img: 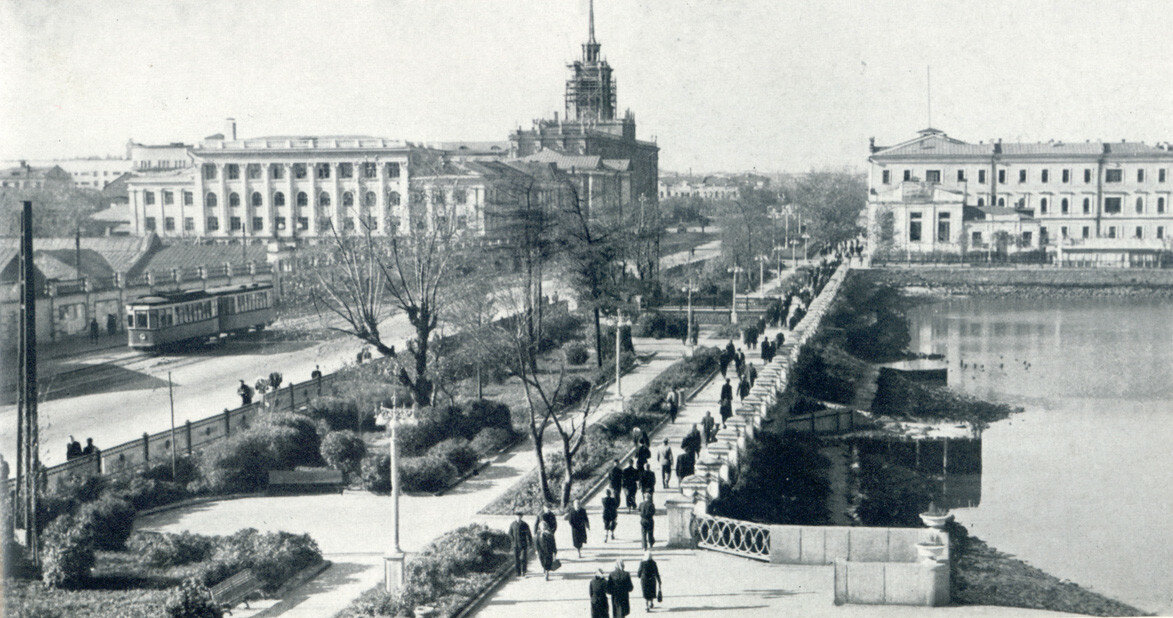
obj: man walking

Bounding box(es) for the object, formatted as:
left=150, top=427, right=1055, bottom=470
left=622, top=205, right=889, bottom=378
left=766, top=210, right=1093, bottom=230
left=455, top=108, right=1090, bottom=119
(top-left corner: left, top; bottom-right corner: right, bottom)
left=622, top=460, right=639, bottom=511
left=609, top=560, right=634, bottom=618
left=608, top=459, right=624, bottom=498
left=701, top=411, right=716, bottom=444
left=657, top=439, right=673, bottom=489
left=638, top=493, right=656, bottom=550
left=719, top=398, right=732, bottom=429
left=675, top=447, right=695, bottom=482
left=682, top=424, right=702, bottom=459
left=601, top=488, right=619, bottom=542
left=508, top=512, right=532, bottom=577
left=639, top=463, right=656, bottom=498
left=567, top=499, right=590, bottom=559
left=663, top=389, right=679, bottom=423
left=719, top=378, right=733, bottom=404
left=738, top=375, right=750, bottom=402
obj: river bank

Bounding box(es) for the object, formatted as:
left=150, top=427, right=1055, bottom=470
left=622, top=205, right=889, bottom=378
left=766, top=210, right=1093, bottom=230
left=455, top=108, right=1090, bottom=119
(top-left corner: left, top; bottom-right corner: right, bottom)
left=864, top=266, right=1173, bottom=298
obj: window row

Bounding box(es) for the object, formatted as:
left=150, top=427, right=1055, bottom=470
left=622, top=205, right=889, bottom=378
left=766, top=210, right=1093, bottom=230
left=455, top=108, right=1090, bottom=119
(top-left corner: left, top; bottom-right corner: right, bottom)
left=1049, top=225, right=1166, bottom=241
left=142, top=190, right=194, bottom=206
left=203, top=190, right=402, bottom=209
left=883, top=167, right=1169, bottom=185
left=202, top=162, right=401, bottom=181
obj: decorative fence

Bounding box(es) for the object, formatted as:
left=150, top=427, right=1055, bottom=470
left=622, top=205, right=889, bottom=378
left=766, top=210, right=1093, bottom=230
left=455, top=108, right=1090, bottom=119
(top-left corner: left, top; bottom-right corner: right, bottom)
left=694, top=514, right=771, bottom=561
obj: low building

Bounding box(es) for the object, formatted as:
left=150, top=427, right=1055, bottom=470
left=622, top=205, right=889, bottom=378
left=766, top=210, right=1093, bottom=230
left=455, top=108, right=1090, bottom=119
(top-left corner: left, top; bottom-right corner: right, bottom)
left=658, top=177, right=740, bottom=201
left=0, top=163, right=72, bottom=190
left=867, top=182, right=1040, bottom=255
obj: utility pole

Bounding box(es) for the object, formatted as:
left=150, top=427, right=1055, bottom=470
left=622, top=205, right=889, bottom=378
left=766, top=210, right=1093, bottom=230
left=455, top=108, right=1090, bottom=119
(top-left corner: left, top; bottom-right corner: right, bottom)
left=168, top=372, right=177, bottom=479
left=18, top=201, right=40, bottom=566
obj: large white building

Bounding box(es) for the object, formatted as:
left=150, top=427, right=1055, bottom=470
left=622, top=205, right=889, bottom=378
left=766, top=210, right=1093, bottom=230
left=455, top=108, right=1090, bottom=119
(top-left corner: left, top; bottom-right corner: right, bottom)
left=867, top=129, right=1173, bottom=257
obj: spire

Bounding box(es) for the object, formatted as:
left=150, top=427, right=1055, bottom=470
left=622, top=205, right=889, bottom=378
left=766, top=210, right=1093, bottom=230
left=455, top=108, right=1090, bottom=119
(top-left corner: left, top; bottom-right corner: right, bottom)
left=588, top=0, right=596, bottom=44
left=583, top=0, right=601, bottom=63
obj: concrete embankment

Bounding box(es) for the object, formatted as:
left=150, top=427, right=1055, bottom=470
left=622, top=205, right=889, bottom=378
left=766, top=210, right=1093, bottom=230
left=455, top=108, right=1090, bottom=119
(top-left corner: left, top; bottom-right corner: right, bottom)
left=863, top=266, right=1173, bottom=296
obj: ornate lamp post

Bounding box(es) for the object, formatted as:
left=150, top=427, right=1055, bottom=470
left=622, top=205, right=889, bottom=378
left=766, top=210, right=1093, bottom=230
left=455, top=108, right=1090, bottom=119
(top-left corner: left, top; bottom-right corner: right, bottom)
left=755, top=254, right=770, bottom=294
left=614, top=311, right=632, bottom=402
left=380, top=395, right=415, bottom=593
left=727, top=265, right=744, bottom=324
left=681, top=279, right=699, bottom=351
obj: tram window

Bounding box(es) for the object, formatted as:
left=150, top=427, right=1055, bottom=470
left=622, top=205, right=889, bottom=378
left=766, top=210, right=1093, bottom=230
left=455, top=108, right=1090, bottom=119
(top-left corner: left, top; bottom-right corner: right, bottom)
left=127, top=313, right=134, bottom=328
left=148, top=310, right=158, bottom=329
left=134, top=311, right=147, bottom=328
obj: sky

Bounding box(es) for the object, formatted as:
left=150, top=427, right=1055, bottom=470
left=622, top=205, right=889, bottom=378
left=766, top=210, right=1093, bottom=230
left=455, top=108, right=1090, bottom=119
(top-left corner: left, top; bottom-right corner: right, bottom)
left=1, top=0, right=1171, bottom=173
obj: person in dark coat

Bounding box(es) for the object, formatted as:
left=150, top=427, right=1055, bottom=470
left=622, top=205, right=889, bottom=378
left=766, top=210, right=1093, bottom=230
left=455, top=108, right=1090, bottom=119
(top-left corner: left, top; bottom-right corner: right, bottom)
left=775, top=331, right=785, bottom=348
left=634, top=442, right=651, bottom=470
left=737, top=376, right=750, bottom=401
left=656, top=439, right=673, bottom=489
left=622, top=461, right=639, bottom=510
left=719, top=398, right=732, bottom=428
left=719, top=378, right=732, bottom=403
left=566, top=499, right=590, bottom=558
left=724, top=340, right=736, bottom=363
left=736, top=350, right=746, bottom=375
left=508, top=512, right=533, bottom=576
left=632, top=427, right=649, bottom=448
left=88, top=318, right=99, bottom=341
left=702, top=411, right=716, bottom=444
left=748, top=363, right=758, bottom=387
left=601, top=488, right=619, bottom=542
left=534, top=520, right=557, bottom=580
left=719, top=350, right=730, bottom=378
left=65, top=436, right=82, bottom=461
left=675, top=448, right=695, bottom=482
left=639, top=463, right=656, bottom=498
left=637, top=552, right=662, bottom=611
left=609, top=560, right=634, bottom=618
left=590, top=569, right=611, bottom=618
left=638, top=493, right=656, bottom=549
left=681, top=424, right=701, bottom=458
left=82, top=438, right=99, bottom=457
left=535, top=504, right=558, bottom=537
left=237, top=379, right=253, bottom=405
left=608, top=459, right=624, bottom=498
left=663, top=389, right=679, bottom=422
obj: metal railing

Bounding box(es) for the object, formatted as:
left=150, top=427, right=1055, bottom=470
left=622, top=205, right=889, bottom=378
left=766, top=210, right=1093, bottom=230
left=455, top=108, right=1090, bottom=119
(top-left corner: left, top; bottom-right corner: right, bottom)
left=694, top=514, right=771, bottom=561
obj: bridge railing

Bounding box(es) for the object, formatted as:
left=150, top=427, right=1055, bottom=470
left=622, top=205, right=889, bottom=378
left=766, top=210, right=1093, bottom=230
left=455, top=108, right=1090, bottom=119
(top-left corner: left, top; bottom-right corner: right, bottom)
left=694, top=513, right=771, bottom=561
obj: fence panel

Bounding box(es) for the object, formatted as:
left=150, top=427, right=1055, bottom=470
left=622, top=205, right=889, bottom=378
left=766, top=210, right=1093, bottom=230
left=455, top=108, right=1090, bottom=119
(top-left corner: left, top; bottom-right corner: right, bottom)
left=694, top=514, right=771, bottom=561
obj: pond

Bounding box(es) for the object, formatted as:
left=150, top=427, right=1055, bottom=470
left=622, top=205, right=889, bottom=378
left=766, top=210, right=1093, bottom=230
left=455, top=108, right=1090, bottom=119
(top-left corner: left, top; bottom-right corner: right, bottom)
left=907, top=295, right=1173, bottom=615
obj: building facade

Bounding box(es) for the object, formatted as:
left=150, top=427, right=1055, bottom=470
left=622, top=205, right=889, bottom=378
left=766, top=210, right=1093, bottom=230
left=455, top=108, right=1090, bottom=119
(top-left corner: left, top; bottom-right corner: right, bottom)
left=868, top=129, right=1173, bottom=253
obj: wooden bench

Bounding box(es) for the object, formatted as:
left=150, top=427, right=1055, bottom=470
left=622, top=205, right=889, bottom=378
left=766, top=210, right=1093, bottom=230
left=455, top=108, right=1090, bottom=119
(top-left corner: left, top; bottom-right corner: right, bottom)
left=209, top=569, right=262, bottom=614
left=267, top=467, right=345, bottom=494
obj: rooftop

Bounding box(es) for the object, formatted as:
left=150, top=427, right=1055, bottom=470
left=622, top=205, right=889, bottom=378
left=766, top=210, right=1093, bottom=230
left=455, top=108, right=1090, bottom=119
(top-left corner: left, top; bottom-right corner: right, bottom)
left=872, top=130, right=1173, bottom=160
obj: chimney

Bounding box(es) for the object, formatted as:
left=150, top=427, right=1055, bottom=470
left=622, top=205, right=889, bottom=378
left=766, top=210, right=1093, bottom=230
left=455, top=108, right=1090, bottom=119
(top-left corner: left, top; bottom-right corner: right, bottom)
left=868, top=137, right=876, bottom=153
left=993, top=139, right=1002, bottom=155
left=225, top=118, right=237, bottom=140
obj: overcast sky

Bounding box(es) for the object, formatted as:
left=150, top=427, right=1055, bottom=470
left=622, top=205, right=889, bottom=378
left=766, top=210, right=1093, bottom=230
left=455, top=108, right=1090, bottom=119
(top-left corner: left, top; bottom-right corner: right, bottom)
left=2, top=0, right=1171, bottom=173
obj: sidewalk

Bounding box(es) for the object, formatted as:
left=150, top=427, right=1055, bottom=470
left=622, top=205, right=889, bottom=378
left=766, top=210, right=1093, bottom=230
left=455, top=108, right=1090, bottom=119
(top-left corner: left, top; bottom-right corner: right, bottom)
left=135, top=337, right=705, bottom=617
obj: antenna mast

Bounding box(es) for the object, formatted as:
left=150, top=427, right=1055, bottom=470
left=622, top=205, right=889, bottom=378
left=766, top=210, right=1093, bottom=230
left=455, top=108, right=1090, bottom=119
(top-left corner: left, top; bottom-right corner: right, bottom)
left=926, top=65, right=933, bottom=128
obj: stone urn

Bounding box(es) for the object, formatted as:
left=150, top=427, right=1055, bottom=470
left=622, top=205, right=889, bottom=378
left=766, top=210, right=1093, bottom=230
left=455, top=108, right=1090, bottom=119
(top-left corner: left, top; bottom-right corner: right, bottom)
left=919, top=509, right=954, bottom=530
left=916, top=541, right=946, bottom=562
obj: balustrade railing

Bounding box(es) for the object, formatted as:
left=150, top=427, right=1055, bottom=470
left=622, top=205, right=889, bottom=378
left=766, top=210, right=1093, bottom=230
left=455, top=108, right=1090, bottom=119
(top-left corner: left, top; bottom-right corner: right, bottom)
left=694, top=514, right=770, bottom=561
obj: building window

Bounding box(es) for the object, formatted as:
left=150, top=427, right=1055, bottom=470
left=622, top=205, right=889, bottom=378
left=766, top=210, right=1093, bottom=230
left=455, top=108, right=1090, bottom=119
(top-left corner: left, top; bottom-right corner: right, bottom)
left=270, top=164, right=284, bottom=179
left=207, top=216, right=219, bottom=231
left=229, top=192, right=240, bottom=207
left=293, top=163, right=307, bottom=179
left=203, top=163, right=217, bottom=180
left=881, top=170, right=890, bottom=184
left=274, top=191, right=285, bottom=207
left=251, top=191, right=263, bottom=207
left=997, top=197, right=1005, bottom=207
left=297, top=217, right=309, bottom=230
left=296, top=191, right=308, bottom=207
left=1135, top=197, right=1144, bottom=213
left=164, top=217, right=175, bottom=231
left=320, top=217, right=333, bottom=230
left=206, top=193, right=218, bottom=208
left=1135, top=226, right=1144, bottom=239
left=1022, top=231, right=1032, bottom=245
left=339, top=163, right=353, bottom=178
left=230, top=216, right=241, bottom=231
left=226, top=164, right=239, bottom=180
left=1062, top=169, right=1070, bottom=183
left=386, top=163, right=400, bottom=178
left=908, top=212, right=922, bottom=242
left=977, top=197, right=985, bottom=207
left=1060, top=198, right=1069, bottom=214
left=364, top=191, right=377, bottom=207
left=247, top=164, right=261, bottom=179
left=971, top=231, right=982, bottom=245
left=363, top=162, right=377, bottom=179
left=144, top=191, right=156, bottom=205
left=183, top=191, right=193, bottom=206
left=341, top=191, right=354, bottom=208
left=1137, top=169, right=1145, bottom=182
left=144, top=217, right=156, bottom=231
left=936, top=212, right=950, bottom=242
left=978, top=169, right=987, bottom=184
left=318, top=192, right=331, bottom=207
left=956, top=170, right=966, bottom=182
left=431, top=188, right=445, bottom=205
left=998, top=169, right=1006, bottom=184
left=1107, top=226, right=1117, bottom=238
left=1082, top=197, right=1091, bottom=214
left=453, top=189, right=467, bottom=204
left=1082, top=226, right=1090, bottom=239
left=1160, top=169, right=1167, bottom=183
left=1158, top=197, right=1166, bottom=213
left=184, top=217, right=194, bottom=232
left=925, top=170, right=941, bottom=183
left=1060, top=226, right=1068, bottom=238
left=1039, top=198, right=1048, bottom=214
left=276, top=217, right=286, bottom=230
left=902, top=170, right=912, bottom=182
left=252, top=217, right=264, bottom=230
left=1104, top=197, right=1121, bottom=214
left=1105, top=169, right=1122, bottom=183
left=1157, top=226, right=1165, bottom=239
left=1018, top=169, right=1027, bottom=183
left=162, top=190, right=174, bottom=205
left=1041, top=169, right=1049, bottom=183
left=388, top=191, right=401, bottom=206
left=316, top=163, right=331, bottom=179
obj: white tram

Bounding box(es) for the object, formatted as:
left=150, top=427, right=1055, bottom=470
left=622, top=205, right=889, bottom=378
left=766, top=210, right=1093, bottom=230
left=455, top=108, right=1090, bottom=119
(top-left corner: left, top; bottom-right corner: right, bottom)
left=125, top=283, right=275, bottom=350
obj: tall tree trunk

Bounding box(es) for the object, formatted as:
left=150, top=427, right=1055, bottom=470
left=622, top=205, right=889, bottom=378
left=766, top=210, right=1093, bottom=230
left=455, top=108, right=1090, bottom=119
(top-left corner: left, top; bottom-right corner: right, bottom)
left=593, top=307, right=603, bottom=368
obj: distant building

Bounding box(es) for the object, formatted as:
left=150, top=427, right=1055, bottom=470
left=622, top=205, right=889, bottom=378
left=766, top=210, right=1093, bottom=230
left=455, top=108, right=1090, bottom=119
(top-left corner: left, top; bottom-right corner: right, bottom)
left=867, top=128, right=1173, bottom=256
left=127, top=140, right=193, bottom=171
left=0, top=163, right=73, bottom=190
left=658, top=177, right=740, bottom=201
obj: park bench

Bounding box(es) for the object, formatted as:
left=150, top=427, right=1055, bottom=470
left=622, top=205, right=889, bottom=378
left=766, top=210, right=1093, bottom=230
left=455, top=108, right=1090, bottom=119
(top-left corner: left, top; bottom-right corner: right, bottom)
left=267, top=467, right=345, bottom=494
left=209, top=569, right=262, bottom=614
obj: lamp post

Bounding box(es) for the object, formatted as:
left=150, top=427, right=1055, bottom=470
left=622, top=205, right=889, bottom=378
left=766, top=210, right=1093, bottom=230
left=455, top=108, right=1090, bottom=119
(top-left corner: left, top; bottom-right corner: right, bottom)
left=802, top=233, right=811, bottom=262
left=380, top=394, right=414, bottom=593
left=681, top=279, right=699, bottom=351
left=727, top=265, right=744, bottom=324
left=755, top=254, right=769, bottom=295
left=614, top=311, right=632, bottom=402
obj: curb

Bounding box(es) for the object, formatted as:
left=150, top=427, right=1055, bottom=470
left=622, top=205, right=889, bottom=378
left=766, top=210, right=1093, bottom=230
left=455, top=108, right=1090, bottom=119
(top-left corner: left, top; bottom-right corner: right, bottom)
left=134, top=492, right=266, bottom=519
left=451, top=560, right=515, bottom=618
left=252, top=559, right=334, bottom=618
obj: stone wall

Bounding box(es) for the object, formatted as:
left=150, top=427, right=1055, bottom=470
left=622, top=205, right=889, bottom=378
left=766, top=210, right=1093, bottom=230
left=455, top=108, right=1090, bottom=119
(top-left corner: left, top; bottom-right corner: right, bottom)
left=866, top=265, right=1173, bottom=289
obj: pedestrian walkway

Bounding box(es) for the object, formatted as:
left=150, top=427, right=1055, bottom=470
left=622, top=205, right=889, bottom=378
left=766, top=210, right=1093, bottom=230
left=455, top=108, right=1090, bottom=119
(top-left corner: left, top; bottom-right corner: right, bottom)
left=135, top=336, right=708, bottom=617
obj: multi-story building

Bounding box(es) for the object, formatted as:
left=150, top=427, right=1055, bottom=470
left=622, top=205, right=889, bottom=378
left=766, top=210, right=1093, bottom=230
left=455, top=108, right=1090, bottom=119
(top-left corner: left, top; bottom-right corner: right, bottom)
left=867, top=129, right=1173, bottom=254
left=127, top=140, right=193, bottom=171
left=658, top=177, right=740, bottom=201
left=0, top=163, right=73, bottom=190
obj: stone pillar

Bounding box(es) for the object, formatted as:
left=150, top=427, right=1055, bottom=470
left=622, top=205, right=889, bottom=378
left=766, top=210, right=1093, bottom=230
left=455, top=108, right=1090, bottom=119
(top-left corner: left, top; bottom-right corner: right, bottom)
left=384, top=550, right=406, bottom=593
left=262, top=164, right=274, bottom=238
left=376, top=160, right=388, bottom=236
left=921, top=560, right=950, bottom=606
left=218, top=163, right=229, bottom=238
left=665, top=496, right=694, bottom=549
left=286, top=163, right=296, bottom=238
left=195, top=165, right=207, bottom=236
left=331, top=163, right=342, bottom=233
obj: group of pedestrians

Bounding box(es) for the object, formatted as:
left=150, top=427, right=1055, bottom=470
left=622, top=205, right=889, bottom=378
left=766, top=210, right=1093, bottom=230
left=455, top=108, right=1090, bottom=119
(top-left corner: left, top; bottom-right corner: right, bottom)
left=64, top=435, right=100, bottom=461
left=590, top=555, right=662, bottom=616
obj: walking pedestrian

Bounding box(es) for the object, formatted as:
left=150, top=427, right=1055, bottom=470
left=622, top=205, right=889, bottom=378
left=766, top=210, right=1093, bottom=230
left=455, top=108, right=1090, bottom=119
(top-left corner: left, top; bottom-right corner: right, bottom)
left=535, top=520, right=557, bottom=581
left=736, top=350, right=746, bottom=376
left=675, top=448, right=695, bottom=481
left=719, top=350, right=730, bottom=378
left=719, top=378, right=732, bottom=403
left=724, top=340, right=736, bottom=363
left=535, top=504, right=558, bottom=536
left=609, top=560, right=634, bottom=618
left=632, top=426, right=650, bottom=448
left=508, top=512, right=532, bottom=577
left=638, top=493, right=656, bottom=550
left=622, top=461, right=639, bottom=510
left=637, top=551, right=663, bottom=611
left=682, top=424, right=701, bottom=458
left=635, top=440, right=651, bottom=471
left=88, top=318, right=99, bottom=341
left=702, top=411, right=716, bottom=444
left=602, top=488, right=619, bottom=542
left=737, top=376, right=750, bottom=401
left=639, top=463, right=656, bottom=498
left=719, top=398, right=732, bottom=428
left=663, top=389, right=679, bottom=422
left=608, top=459, right=623, bottom=498
left=657, top=440, right=673, bottom=489
left=237, top=379, right=253, bottom=405
left=567, top=499, right=590, bottom=559
left=748, top=362, right=758, bottom=388
left=591, top=569, right=611, bottom=618
left=775, top=331, right=785, bottom=349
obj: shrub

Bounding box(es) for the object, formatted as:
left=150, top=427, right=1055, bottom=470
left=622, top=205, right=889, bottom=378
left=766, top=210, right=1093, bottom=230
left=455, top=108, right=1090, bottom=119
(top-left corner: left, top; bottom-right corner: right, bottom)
left=361, top=452, right=391, bottom=493
left=320, top=430, right=367, bottom=480
left=714, top=323, right=741, bottom=339
left=264, top=412, right=323, bottom=467
left=557, top=376, right=592, bottom=409
left=597, top=411, right=661, bottom=439
left=395, top=419, right=446, bottom=456
left=708, top=430, right=830, bottom=525
left=110, top=476, right=188, bottom=512
left=198, top=424, right=302, bottom=493
left=398, top=455, right=457, bottom=493
left=165, top=577, right=223, bottom=618
left=129, top=530, right=215, bottom=567
left=73, top=495, right=136, bottom=550
left=428, top=438, right=479, bottom=476
left=40, top=515, right=95, bottom=589
left=469, top=427, right=514, bottom=457
left=461, top=399, right=513, bottom=435
left=538, top=311, right=585, bottom=353
left=566, top=343, right=590, bottom=365
left=634, top=311, right=688, bottom=339
left=201, top=528, right=322, bottom=592
left=306, top=395, right=361, bottom=432
left=143, top=456, right=200, bottom=485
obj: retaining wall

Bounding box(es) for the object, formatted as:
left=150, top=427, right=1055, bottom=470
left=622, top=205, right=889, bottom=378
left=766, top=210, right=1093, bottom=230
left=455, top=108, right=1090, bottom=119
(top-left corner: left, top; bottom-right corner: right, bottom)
left=866, top=266, right=1173, bottom=289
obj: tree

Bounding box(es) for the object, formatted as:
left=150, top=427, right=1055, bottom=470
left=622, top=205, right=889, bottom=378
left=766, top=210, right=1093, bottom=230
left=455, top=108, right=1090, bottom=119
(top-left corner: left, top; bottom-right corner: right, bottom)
left=791, top=169, right=866, bottom=251
left=0, top=182, right=104, bottom=237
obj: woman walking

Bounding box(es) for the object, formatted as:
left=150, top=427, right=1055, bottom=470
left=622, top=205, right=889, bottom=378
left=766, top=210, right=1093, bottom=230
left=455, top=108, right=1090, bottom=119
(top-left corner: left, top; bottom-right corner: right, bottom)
left=590, top=568, right=611, bottom=618
left=535, top=520, right=557, bottom=580
left=608, top=559, right=634, bottom=617
left=567, top=499, right=590, bottom=558
left=637, top=551, right=663, bottom=611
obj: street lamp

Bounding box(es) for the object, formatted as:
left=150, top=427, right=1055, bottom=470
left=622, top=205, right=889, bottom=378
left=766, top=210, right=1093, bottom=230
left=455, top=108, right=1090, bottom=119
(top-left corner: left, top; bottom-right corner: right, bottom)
left=681, top=279, right=699, bottom=351
left=380, top=395, right=415, bottom=593
left=614, top=311, right=632, bottom=402
left=727, top=265, right=744, bottom=324
left=802, top=233, right=811, bottom=262
left=755, top=254, right=770, bottom=294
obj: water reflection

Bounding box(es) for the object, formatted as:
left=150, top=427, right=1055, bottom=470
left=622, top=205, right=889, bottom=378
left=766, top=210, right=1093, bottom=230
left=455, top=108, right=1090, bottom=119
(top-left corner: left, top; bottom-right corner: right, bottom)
left=907, top=295, right=1173, bottom=614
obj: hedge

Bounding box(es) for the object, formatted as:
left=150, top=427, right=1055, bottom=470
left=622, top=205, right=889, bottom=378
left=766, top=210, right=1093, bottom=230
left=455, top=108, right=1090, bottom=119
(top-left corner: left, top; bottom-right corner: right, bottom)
left=198, top=528, right=322, bottom=593
left=428, top=438, right=479, bottom=475
left=128, top=531, right=216, bottom=568
left=321, top=430, right=367, bottom=480
left=74, top=495, right=136, bottom=551
left=40, top=514, right=96, bottom=589
left=397, top=455, right=458, bottom=493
